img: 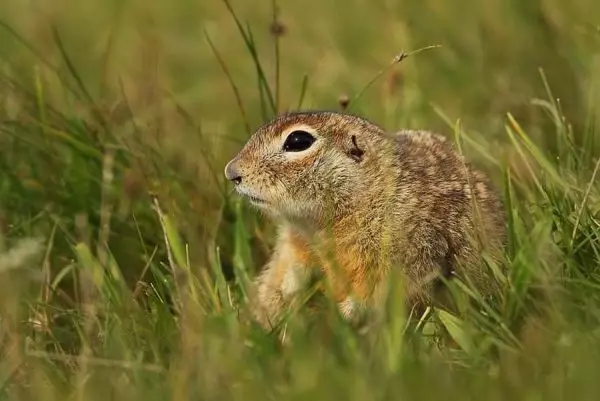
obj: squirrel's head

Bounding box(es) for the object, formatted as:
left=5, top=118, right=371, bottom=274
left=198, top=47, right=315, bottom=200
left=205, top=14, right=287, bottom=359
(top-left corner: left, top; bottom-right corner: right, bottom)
left=224, top=111, right=391, bottom=224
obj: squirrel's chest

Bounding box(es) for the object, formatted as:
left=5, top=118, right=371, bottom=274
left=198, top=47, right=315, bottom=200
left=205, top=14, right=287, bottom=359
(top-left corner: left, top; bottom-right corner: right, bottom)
left=307, top=230, right=396, bottom=296
left=284, top=223, right=397, bottom=296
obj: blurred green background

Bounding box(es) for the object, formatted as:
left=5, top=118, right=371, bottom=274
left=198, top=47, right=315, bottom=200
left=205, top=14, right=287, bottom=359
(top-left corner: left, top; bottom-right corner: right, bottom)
left=0, top=0, right=599, bottom=400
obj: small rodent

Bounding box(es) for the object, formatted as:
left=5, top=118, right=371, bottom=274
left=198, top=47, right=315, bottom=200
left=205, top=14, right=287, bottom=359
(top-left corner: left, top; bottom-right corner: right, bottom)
left=224, top=111, right=506, bottom=329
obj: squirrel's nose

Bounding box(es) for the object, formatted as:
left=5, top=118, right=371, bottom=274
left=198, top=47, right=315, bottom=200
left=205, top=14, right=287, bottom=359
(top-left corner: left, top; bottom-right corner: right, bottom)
left=224, top=159, right=242, bottom=185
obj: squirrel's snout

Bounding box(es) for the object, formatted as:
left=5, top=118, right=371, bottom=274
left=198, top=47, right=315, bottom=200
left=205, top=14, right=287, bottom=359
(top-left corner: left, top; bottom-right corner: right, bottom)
left=224, top=158, right=242, bottom=185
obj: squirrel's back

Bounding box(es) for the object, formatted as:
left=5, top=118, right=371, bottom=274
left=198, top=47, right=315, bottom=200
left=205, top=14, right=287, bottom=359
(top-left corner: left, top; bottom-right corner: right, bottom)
left=383, top=129, right=506, bottom=297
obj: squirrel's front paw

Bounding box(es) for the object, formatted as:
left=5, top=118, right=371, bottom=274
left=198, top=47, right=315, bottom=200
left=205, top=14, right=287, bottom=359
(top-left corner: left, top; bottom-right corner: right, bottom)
left=338, top=296, right=367, bottom=325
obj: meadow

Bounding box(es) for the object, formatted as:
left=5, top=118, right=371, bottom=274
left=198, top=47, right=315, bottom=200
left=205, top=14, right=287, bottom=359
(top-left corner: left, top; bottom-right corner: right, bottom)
left=0, top=0, right=599, bottom=399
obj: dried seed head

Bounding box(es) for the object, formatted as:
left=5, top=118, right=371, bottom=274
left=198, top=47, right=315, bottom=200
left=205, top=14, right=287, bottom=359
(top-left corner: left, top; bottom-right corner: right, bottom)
left=270, top=20, right=287, bottom=37
left=338, top=94, right=350, bottom=110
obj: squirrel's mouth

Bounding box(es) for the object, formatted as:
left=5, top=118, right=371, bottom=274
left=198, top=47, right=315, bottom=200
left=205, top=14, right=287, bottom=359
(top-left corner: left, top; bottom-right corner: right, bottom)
left=247, top=195, right=267, bottom=205
left=237, top=190, right=268, bottom=206
left=234, top=187, right=269, bottom=207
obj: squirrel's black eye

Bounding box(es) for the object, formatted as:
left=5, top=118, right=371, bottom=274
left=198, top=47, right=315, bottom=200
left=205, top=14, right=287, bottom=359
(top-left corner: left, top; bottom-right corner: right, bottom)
left=283, top=130, right=316, bottom=152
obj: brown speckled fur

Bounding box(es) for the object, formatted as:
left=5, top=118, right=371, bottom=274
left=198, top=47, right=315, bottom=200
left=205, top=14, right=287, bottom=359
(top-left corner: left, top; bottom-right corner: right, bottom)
left=224, top=111, right=507, bottom=329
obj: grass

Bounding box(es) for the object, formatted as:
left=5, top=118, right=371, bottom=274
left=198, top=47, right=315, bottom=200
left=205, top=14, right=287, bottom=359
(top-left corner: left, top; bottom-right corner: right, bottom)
left=0, top=0, right=599, bottom=399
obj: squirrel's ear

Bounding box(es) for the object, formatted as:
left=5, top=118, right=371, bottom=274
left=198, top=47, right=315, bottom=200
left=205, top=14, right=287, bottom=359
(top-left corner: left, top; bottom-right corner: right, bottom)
left=344, top=134, right=364, bottom=163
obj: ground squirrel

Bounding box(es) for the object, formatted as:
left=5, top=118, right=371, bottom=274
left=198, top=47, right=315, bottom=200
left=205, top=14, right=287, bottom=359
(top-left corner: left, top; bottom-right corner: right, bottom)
left=224, top=111, right=506, bottom=329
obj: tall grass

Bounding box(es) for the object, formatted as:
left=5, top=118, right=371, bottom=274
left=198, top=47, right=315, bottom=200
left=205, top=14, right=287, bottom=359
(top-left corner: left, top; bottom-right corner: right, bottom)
left=0, top=0, right=599, bottom=400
